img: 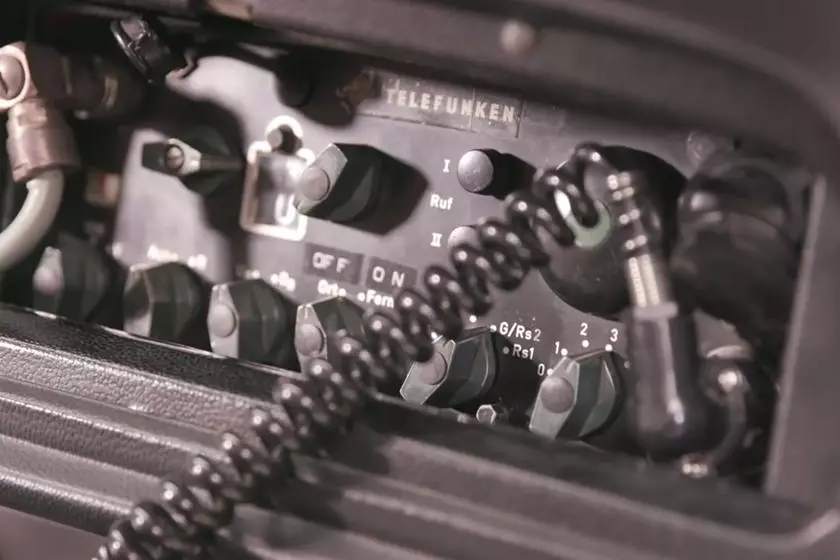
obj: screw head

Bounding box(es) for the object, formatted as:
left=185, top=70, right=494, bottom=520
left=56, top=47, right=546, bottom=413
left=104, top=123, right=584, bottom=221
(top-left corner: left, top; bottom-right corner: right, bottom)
left=500, top=20, right=538, bottom=56
left=686, top=131, right=735, bottom=168
left=164, top=145, right=185, bottom=171
left=718, top=369, right=743, bottom=393
left=267, top=124, right=301, bottom=154
left=476, top=404, right=508, bottom=425
left=680, top=459, right=711, bottom=478
left=0, top=55, right=25, bottom=100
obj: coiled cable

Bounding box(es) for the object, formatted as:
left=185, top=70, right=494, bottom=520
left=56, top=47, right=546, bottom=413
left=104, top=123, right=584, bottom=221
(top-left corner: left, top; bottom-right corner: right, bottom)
left=94, top=143, right=641, bottom=559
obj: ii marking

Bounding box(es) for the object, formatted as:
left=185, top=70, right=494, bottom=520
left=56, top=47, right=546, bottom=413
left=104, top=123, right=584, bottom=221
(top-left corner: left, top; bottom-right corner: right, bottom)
left=431, top=233, right=443, bottom=247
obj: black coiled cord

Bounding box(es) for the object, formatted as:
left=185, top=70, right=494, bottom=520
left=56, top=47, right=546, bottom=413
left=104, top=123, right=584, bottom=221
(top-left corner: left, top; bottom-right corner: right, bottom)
left=94, top=143, right=622, bottom=559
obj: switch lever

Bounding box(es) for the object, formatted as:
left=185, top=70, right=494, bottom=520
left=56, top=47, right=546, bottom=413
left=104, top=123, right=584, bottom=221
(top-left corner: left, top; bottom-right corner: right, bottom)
left=401, top=327, right=499, bottom=408
left=141, top=128, right=242, bottom=197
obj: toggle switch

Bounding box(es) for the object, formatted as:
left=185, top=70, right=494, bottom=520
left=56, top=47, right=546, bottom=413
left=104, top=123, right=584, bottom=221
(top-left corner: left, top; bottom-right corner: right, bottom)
left=141, top=128, right=242, bottom=197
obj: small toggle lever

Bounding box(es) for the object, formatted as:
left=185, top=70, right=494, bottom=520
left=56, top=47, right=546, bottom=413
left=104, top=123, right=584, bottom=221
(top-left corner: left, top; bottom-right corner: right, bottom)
left=142, top=129, right=242, bottom=197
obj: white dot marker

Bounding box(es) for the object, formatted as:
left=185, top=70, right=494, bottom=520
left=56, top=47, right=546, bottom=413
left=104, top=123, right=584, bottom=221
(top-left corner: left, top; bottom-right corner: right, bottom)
left=605, top=344, right=613, bottom=352
left=489, top=325, right=497, bottom=332
left=339, top=288, right=347, bottom=297
left=469, top=315, right=477, bottom=324
left=582, top=340, right=590, bottom=348
left=356, top=292, right=366, bottom=302
left=560, top=348, right=568, bottom=356
left=502, top=347, right=510, bottom=355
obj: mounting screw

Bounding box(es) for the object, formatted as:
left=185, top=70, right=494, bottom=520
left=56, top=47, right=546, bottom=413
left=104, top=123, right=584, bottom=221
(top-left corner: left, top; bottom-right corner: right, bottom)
left=680, top=458, right=711, bottom=479
left=476, top=404, right=508, bottom=425
left=717, top=369, right=743, bottom=393
left=163, top=144, right=185, bottom=172
left=266, top=123, right=301, bottom=154
left=686, top=131, right=735, bottom=168
left=500, top=20, right=538, bottom=56
left=0, top=55, right=25, bottom=100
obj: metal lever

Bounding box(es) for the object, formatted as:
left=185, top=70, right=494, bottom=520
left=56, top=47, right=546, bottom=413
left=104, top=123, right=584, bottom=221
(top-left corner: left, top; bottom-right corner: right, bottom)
left=141, top=130, right=242, bottom=197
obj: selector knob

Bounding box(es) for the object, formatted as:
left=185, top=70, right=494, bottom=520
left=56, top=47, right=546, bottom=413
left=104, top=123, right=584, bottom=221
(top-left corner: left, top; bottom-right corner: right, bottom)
left=401, top=327, right=499, bottom=408
left=529, top=350, right=624, bottom=440
left=123, top=262, right=208, bottom=347
left=294, top=296, right=366, bottom=366
left=294, top=143, right=392, bottom=223
left=208, top=279, right=296, bottom=366
left=32, top=234, right=112, bottom=322
left=457, top=149, right=509, bottom=195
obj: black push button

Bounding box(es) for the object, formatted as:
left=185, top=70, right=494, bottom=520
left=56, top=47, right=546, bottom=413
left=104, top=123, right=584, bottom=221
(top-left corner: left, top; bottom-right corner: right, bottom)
left=457, top=149, right=509, bottom=195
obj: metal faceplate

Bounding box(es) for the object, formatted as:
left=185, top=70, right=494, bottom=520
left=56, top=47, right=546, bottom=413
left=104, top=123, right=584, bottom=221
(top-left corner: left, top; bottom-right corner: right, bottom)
left=101, top=54, right=740, bottom=383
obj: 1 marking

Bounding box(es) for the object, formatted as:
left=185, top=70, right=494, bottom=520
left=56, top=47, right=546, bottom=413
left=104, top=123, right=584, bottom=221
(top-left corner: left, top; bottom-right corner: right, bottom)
left=443, top=158, right=451, bottom=173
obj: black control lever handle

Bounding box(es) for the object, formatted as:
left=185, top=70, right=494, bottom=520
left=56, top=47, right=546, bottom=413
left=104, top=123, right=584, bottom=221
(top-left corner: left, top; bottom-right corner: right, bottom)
left=141, top=130, right=242, bottom=197
left=626, top=306, right=721, bottom=460
left=606, top=168, right=721, bottom=460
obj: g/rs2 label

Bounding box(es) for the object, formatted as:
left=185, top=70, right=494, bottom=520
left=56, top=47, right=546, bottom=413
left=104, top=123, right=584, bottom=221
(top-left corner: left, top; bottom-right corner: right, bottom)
left=364, top=257, right=418, bottom=294
left=304, top=244, right=364, bottom=284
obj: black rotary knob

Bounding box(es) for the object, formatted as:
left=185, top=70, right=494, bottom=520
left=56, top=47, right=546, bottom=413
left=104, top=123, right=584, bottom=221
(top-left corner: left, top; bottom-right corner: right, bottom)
left=32, top=234, right=113, bottom=322
left=123, top=262, right=208, bottom=347
left=293, top=143, right=393, bottom=223
left=208, top=279, right=297, bottom=367
left=293, top=296, right=365, bottom=366
left=457, top=149, right=510, bottom=195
